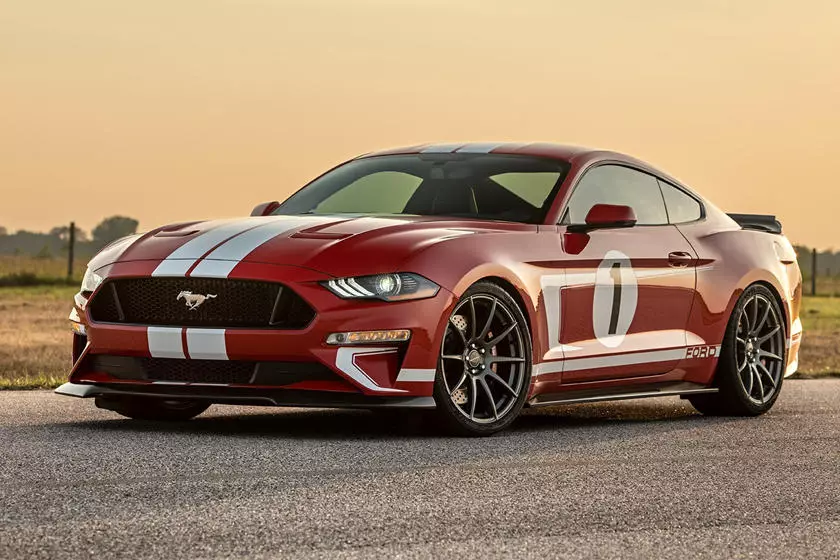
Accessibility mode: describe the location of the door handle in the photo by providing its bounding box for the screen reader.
[668,251,694,267]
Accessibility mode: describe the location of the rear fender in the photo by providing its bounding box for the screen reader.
[678,225,801,384]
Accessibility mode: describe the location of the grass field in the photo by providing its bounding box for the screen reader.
[797,296,840,377]
[808,276,840,297]
[0,286,837,389]
[0,256,85,286]
[0,286,76,389]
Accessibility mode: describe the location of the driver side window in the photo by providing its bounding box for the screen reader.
[561,165,668,225]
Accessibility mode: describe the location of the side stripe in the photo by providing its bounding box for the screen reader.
[147,327,186,359]
[533,345,720,377]
[562,348,688,373]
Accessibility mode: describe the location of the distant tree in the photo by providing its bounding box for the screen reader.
[0,226,7,236]
[50,226,69,240]
[50,225,89,243]
[92,216,139,246]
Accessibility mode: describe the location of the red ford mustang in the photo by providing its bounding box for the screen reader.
[58,143,803,435]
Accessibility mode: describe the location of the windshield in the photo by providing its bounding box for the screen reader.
[273,154,569,224]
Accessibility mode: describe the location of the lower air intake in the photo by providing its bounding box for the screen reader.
[87,355,339,386]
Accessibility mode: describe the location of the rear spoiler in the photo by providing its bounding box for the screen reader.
[727,213,782,234]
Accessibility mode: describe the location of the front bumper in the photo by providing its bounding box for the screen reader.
[55,381,436,408]
[63,260,455,403]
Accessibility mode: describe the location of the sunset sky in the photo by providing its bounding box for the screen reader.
[2,0,838,248]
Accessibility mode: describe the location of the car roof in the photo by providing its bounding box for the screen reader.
[358,142,592,161]
[356,142,688,191]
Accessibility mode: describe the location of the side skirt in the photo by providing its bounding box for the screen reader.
[527,381,717,408]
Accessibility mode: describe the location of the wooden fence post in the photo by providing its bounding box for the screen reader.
[811,248,817,296]
[67,222,75,279]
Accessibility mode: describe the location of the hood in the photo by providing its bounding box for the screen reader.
[90,215,533,277]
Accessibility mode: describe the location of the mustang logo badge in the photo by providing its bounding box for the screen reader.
[177,290,217,311]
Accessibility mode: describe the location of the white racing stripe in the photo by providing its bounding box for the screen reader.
[186,329,228,360]
[455,143,504,153]
[189,217,319,278]
[396,368,436,382]
[147,327,185,359]
[152,219,265,277]
[420,143,464,153]
[147,327,228,360]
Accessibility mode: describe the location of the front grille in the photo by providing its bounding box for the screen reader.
[89,277,315,329]
[88,355,339,386]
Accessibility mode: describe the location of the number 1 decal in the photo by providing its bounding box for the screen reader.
[608,262,622,335]
[539,250,639,357]
[593,250,638,348]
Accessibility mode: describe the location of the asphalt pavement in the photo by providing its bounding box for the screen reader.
[1,379,838,559]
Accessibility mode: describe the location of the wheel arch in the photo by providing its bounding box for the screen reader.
[481,276,533,336]
[753,279,788,338]
[445,266,542,365]
[705,279,789,388]
[731,273,791,341]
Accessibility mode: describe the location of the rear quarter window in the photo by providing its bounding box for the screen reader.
[659,180,702,223]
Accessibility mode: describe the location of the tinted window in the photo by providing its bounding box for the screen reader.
[659,180,702,223]
[275,154,569,224]
[315,172,422,214]
[492,172,561,207]
[561,165,668,225]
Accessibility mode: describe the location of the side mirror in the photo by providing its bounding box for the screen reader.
[250,201,280,217]
[568,204,637,232]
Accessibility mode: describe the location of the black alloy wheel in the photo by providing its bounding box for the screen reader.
[688,284,786,416]
[433,282,532,436]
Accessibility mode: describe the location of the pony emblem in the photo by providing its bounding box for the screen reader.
[177,290,217,311]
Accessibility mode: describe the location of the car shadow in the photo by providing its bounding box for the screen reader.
[52,397,745,441]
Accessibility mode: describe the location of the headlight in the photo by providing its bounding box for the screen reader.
[80,268,104,294]
[323,273,439,301]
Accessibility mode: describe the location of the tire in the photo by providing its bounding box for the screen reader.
[432,282,532,436]
[688,284,786,416]
[95,396,210,421]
